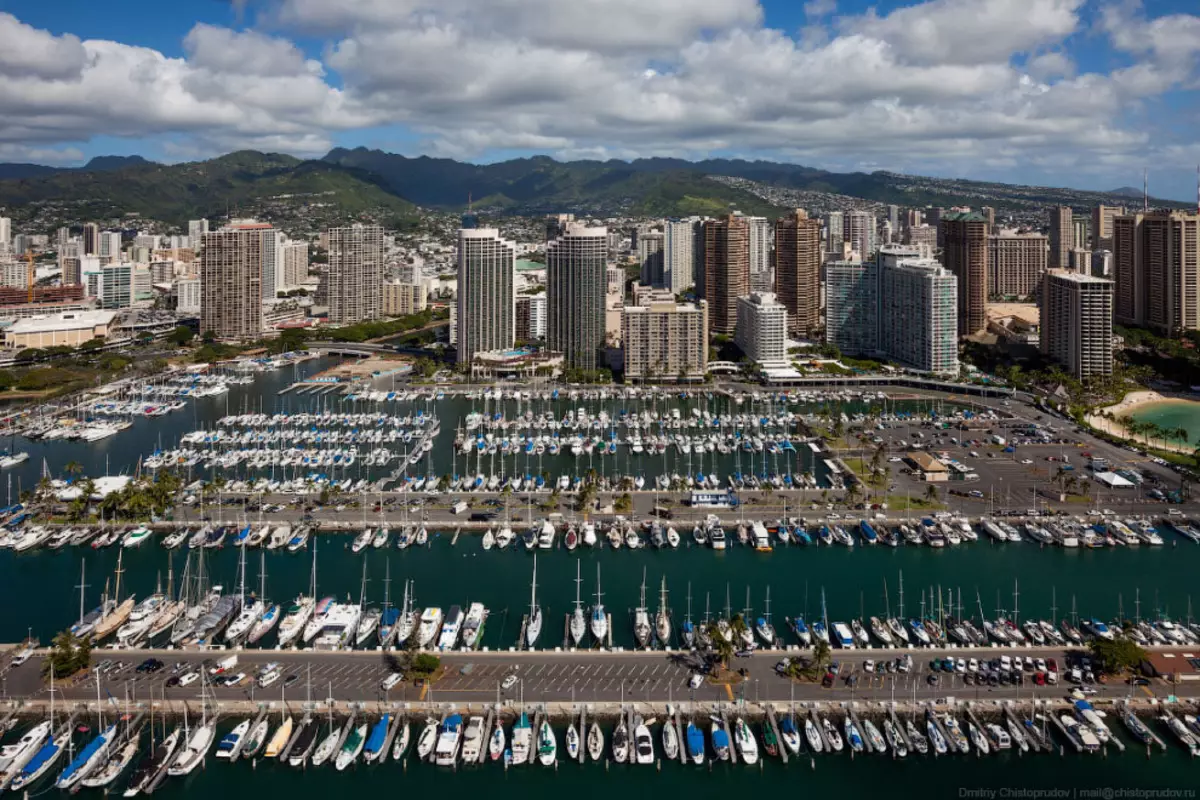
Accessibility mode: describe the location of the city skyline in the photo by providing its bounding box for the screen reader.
[0,1,1199,201]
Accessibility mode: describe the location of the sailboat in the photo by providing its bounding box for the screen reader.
[123,689,181,797]
[93,550,135,641]
[680,583,696,649]
[633,568,651,648]
[277,540,318,647]
[56,676,117,789]
[590,564,608,643]
[166,674,216,775]
[8,673,68,792]
[569,560,586,646]
[247,551,281,645]
[224,543,264,643]
[354,560,382,646]
[655,576,671,644]
[396,579,418,646]
[756,586,776,645]
[377,560,399,648]
[525,554,542,648]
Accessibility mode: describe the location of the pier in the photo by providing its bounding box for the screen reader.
[1004,706,1042,754]
[765,705,788,764]
[235,707,269,762]
[577,705,587,764]
[1047,712,1082,753]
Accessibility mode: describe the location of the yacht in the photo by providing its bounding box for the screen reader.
[437,605,464,651]
[460,602,486,650]
[590,564,608,642]
[334,724,368,770]
[459,716,484,764]
[417,607,444,649]
[434,715,464,766]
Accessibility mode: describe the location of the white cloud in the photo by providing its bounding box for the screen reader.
[0,143,85,164]
[0,0,1196,193]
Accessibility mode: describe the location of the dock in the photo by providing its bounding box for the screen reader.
[926,709,952,755]
[380,712,401,761]
[1120,702,1166,752]
[1004,706,1043,754]
[279,713,310,762]
[1047,711,1083,753]
[234,708,268,762]
[765,705,788,764]
[577,706,587,764]
[451,527,461,547]
[964,704,988,750]
[888,707,912,753]
[808,708,831,751]
[336,708,359,755]
[478,708,494,765]
[0,707,18,735]
[530,708,545,765]
[672,704,686,764]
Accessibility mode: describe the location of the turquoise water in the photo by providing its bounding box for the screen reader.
[1130,400,1200,445]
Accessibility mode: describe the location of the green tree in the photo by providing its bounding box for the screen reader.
[410,653,441,675]
[43,630,91,678]
[168,326,195,346]
[706,622,735,669]
[1088,637,1147,675]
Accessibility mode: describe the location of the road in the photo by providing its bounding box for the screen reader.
[1,644,1186,708]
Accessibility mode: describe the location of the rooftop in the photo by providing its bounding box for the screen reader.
[8,310,116,334]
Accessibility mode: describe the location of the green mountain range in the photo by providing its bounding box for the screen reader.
[0,147,1187,226]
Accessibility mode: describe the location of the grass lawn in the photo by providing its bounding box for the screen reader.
[884,494,946,512]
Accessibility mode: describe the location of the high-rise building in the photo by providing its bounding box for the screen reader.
[188,219,209,244]
[825,260,877,357]
[941,212,990,336]
[545,213,576,242]
[903,224,938,256]
[200,226,264,340]
[887,205,900,235]
[825,211,844,253]
[101,263,133,309]
[1040,270,1114,379]
[61,257,82,287]
[926,207,945,246]
[981,206,996,227]
[456,228,516,363]
[1092,204,1125,251]
[326,224,384,325]
[515,294,548,341]
[878,248,959,375]
[622,299,709,381]
[177,277,202,314]
[774,209,822,338]
[82,223,100,256]
[260,229,284,300]
[0,218,10,252]
[702,215,750,334]
[99,231,122,264]
[735,292,788,366]
[381,280,428,317]
[1072,217,1090,252]
[1048,206,1074,270]
[988,230,1048,298]
[1091,250,1113,278]
[844,211,875,259]
[282,241,309,287]
[662,219,699,294]
[547,223,607,370]
[746,216,773,292]
[1113,211,1200,332]
[637,231,665,287]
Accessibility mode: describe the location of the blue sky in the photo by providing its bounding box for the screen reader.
[1,0,1198,200]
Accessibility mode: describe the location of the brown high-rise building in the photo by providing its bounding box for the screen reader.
[1092,204,1125,252]
[703,214,750,334]
[327,225,384,325]
[1048,206,1074,270]
[82,223,100,257]
[1113,211,1200,332]
[941,212,990,336]
[988,230,1048,298]
[200,224,265,341]
[774,209,822,337]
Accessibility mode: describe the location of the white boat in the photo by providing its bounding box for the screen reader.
[460,602,486,650]
[417,607,444,649]
[0,721,51,785]
[570,560,586,646]
[122,526,154,548]
[488,720,506,762]
[215,720,250,759]
[510,714,533,765]
[590,564,608,643]
[525,554,542,648]
[415,719,438,761]
[391,721,411,762]
[437,605,463,651]
[633,721,654,764]
[334,724,368,770]
[309,726,340,767]
[586,723,603,762]
[461,716,485,763]
[566,723,580,760]
[536,720,557,766]
[351,529,372,554]
[166,715,215,776]
[434,715,463,766]
[734,718,758,764]
[662,720,679,760]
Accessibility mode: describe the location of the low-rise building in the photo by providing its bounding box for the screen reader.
[382,280,427,316]
[4,310,116,349]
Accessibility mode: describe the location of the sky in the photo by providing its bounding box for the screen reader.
[1,0,1199,200]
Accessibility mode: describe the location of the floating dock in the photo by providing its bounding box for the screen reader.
[765,705,788,764]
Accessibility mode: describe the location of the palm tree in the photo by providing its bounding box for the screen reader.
[803,638,832,679]
[707,622,734,670]
[924,484,939,505]
[64,461,83,479]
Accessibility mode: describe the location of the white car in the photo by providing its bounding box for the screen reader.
[863,659,875,673]
[999,655,1012,672]
[1034,658,1047,673]
[1020,459,1033,465]
[178,671,199,687]
[955,658,967,674]
[381,672,404,691]
[501,674,519,690]
[967,658,979,673]
[888,457,902,463]
[689,673,704,690]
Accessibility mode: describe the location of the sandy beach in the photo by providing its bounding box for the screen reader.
[1086,390,1194,455]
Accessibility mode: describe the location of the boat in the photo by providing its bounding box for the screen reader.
[417,607,444,649]
[779,716,801,755]
[511,714,533,765]
[122,526,154,548]
[734,718,758,764]
[391,720,411,761]
[122,726,180,797]
[587,722,604,762]
[905,720,929,755]
[590,564,608,643]
[710,719,730,761]
[821,716,844,752]
[1062,716,1100,752]
[662,720,678,761]
[460,716,484,764]
[437,604,463,651]
[56,722,117,789]
[362,715,392,764]
[0,721,51,788]
[612,717,630,763]
[804,718,823,753]
[166,706,215,776]
[570,560,587,646]
[633,720,653,765]
[883,718,907,757]
[461,602,487,650]
[287,718,319,766]
[756,586,776,645]
[335,724,368,770]
[263,715,293,759]
[216,720,250,759]
[489,719,506,762]
[844,717,865,752]
[81,727,142,789]
[240,718,270,760]
[537,720,557,765]
[655,576,672,644]
[525,555,543,648]
[309,723,340,767]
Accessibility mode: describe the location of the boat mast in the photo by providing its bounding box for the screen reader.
[898,570,905,619]
[574,559,582,614]
[76,560,89,627]
[529,553,538,618]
